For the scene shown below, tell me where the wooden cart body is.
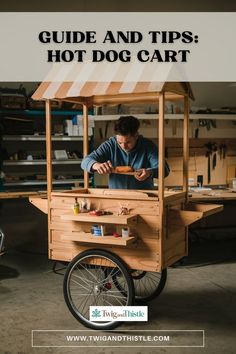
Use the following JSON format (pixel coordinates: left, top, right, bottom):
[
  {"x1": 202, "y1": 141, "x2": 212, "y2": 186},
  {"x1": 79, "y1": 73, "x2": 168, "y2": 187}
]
[
  {"x1": 30, "y1": 188, "x2": 222, "y2": 272},
  {"x1": 30, "y1": 77, "x2": 223, "y2": 271}
]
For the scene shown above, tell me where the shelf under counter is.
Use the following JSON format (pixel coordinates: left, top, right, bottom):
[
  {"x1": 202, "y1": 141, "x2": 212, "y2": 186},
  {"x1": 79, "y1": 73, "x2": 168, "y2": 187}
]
[
  {"x1": 61, "y1": 232, "x2": 136, "y2": 246},
  {"x1": 61, "y1": 213, "x2": 138, "y2": 226}
]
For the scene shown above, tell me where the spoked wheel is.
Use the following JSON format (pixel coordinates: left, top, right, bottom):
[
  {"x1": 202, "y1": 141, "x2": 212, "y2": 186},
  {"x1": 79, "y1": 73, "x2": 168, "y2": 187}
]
[
  {"x1": 113, "y1": 269, "x2": 167, "y2": 303},
  {"x1": 63, "y1": 249, "x2": 135, "y2": 330},
  {"x1": 131, "y1": 269, "x2": 167, "y2": 303}
]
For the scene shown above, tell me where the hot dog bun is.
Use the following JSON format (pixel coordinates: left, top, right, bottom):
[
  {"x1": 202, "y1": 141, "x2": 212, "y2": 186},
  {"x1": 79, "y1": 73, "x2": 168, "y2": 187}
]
[{"x1": 113, "y1": 166, "x2": 134, "y2": 173}]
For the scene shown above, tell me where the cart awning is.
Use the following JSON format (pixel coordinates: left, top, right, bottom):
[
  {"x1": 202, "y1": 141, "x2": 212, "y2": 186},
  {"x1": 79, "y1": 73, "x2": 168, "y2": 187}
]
[{"x1": 32, "y1": 62, "x2": 194, "y2": 105}]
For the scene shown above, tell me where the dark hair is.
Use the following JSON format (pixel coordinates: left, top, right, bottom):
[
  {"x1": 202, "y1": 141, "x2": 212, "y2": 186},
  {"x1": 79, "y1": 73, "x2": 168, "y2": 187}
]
[{"x1": 114, "y1": 116, "x2": 140, "y2": 136}]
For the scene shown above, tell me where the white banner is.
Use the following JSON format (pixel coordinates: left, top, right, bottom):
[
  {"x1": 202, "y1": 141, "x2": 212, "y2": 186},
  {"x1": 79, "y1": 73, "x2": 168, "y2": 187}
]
[{"x1": 0, "y1": 12, "x2": 236, "y2": 81}]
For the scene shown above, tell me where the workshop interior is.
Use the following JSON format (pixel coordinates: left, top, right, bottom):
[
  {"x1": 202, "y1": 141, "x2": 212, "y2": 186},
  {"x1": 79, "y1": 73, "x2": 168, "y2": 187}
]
[{"x1": 0, "y1": 80, "x2": 236, "y2": 351}]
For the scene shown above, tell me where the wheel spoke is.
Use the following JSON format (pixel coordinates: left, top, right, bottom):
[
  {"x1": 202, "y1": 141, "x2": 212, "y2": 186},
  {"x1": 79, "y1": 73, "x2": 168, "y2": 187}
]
[
  {"x1": 70, "y1": 278, "x2": 91, "y2": 292},
  {"x1": 72, "y1": 271, "x2": 96, "y2": 286}
]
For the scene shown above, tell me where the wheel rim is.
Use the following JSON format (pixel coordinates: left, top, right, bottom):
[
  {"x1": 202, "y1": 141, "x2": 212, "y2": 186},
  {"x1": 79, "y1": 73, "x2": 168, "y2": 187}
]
[{"x1": 65, "y1": 253, "x2": 132, "y2": 328}]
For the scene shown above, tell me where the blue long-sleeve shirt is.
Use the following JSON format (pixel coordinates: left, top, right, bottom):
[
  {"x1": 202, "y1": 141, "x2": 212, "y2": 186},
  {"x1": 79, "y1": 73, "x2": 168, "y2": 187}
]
[{"x1": 81, "y1": 135, "x2": 170, "y2": 190}]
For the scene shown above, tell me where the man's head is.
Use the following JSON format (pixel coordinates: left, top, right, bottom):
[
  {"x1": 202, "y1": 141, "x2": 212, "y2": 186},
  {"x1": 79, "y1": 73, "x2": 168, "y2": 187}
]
[{"x1": 114, "y1": 116, "x2": 140, "y2": 152}]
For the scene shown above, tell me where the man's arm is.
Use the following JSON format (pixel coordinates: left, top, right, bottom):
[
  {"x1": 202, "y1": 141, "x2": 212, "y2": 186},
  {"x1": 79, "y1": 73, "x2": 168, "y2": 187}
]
[
  {"x1": 134, "y1": 143, "x2": 170, "y2": 181},
  {"x1": 81, "y1": 140, "x2": 113, "y2": 173},
  {"x1": 147, "y1": 142, "x2": 170, "y2": 178}
]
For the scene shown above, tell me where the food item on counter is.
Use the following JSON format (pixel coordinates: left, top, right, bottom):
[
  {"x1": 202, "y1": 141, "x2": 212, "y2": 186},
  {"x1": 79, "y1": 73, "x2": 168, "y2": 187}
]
[
  {"x1": 89, "y1": 210, "x2": 104, "y2": 216},
  {"x1": 113, "y1": 232, "x2": 121, "y2": 238},
  {"x1": 89, "y1": 209, "x2": 113, "y2": 216}
]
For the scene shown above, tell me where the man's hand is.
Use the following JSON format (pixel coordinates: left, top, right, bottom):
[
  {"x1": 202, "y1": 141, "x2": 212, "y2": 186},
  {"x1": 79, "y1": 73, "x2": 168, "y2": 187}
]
[
  {"x1": 134, "y1": 168, "x2": 152, "y2": 181},
  {"x1": 92, "y1": 161, "x2": 113, "y2": 174}
]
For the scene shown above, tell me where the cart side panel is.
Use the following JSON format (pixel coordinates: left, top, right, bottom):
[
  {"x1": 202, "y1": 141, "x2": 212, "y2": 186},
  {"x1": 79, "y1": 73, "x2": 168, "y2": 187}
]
[
  {"x1": 162, "y1": 226, "x2": 188, "y2": 268},
  {"x1": 161, "y1": 200, "x2": 189, "y2": 268}
]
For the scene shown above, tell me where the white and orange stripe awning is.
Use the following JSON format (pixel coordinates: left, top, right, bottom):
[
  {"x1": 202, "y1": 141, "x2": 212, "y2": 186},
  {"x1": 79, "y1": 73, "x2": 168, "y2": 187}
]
[{"x1": 32, "y1": 62, "x2": 194, "y2": 105}]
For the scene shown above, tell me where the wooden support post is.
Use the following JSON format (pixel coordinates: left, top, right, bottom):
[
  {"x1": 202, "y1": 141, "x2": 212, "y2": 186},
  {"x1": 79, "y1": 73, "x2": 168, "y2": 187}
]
[
  {"x1": 83, "y1": 103, "x2": 89, "y2": 188},
  {"x1": 158, "y1": 92, "x2": 165, "y2": 268},
  {"x1": 45, "y1": 99, "x2": 53, "y2": 260},
  {"x1": 45, "y1": 99, "x2": 52, "y2": 198},
  {"x1": 183, "y1": 95, "x2": 189, "y2": 203}
]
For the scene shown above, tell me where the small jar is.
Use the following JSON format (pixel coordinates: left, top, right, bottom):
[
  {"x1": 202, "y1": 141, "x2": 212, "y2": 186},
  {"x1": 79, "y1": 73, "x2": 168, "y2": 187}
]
[{"x1": 122, "y1": 227, "x2": 129, "y2": 237}]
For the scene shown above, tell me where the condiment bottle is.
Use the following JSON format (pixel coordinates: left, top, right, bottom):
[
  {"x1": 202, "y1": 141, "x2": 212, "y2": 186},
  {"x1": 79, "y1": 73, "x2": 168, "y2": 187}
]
[{"x1": 73, "y1": 198, "x2": 80, "y2": 214}]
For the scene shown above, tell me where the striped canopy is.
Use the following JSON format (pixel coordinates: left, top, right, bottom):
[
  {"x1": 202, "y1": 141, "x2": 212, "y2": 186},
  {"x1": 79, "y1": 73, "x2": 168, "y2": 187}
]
[{"x1": 32, "y1": 62, "x2": 194, "y2": 105}]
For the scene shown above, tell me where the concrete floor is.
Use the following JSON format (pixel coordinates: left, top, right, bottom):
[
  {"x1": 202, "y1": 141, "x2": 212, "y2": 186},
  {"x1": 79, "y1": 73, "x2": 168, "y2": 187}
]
[{"x1": 0, "y1": 236, "x2": 236, "y2": 354}]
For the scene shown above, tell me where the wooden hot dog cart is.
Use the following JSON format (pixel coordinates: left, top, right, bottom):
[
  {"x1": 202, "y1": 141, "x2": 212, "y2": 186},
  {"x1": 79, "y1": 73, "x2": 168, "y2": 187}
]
[{"x1": 30, "y1": 79, "x2": 223, "y2": 330}]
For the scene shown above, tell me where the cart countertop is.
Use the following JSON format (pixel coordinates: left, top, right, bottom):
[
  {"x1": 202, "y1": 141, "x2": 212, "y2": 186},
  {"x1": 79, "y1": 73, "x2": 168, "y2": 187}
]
[
  {"x1": 51, "y1": 188, "x2": 187, "y2": 202},
  {"x1": 189, "y1": 189, "x2": 236, "y2": 201}
]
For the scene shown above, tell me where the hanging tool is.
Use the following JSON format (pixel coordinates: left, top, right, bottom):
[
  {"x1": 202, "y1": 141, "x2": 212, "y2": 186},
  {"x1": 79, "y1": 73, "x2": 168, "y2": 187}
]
[
  {"x1": 210, "y1": 119, "x2": 217, "y2": 128},
  {"x1": 99, "y1": 127, "x2": 103, "y2": 139},
  {"x1": 212, "y1": 143, "x2": 217, "y2": 170},
  {"x1": 212, "y1": 152, "x2": 217, "y2": 170},
  {"x1": 206, "y1": 149, "x2": 211, "y2": 184},
  {"x1": 219, "y1": 144, "x2": 223, "y2": 160},
  {"x1": 223, "y1": 144, "x2": 227, "y2": 159},
  {"x1": 198, "y1": 119, "x2": 216, "y2": 132},
  {"x1": 199, "y1": 119, "x2": 207, "y2": 127},
  {"x1": 104, "y1": 121, "x2": 110, "y2": 138},
  {"x1": 205, "y1": 142, "x2": 217, "y2": 184},
  {"x1": 172, "y1": 120, "x2": 177, "y2": 136},
  {"x1": 219, "y1": 143, "x2": 227, "y2": 160},
  {"x1": 206, "y1": 120, "x2": 211, "y2": 131}
]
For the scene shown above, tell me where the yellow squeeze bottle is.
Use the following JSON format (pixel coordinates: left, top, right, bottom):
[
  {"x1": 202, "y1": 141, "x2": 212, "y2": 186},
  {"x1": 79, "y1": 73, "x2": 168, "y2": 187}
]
[{"x1": 73, "y1": 198, "x2": 80, "y2": 214}]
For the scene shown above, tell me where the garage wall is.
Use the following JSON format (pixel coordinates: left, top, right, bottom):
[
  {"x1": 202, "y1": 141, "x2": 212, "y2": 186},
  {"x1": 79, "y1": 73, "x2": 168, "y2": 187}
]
[{"x1": 93, "y1": 118, "x2": 236, "y2": 187}]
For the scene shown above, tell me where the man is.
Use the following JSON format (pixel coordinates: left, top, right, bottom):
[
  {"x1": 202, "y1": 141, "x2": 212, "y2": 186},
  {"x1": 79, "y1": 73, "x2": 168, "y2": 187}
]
[{"x1": 81, "y1": 116, "x2": 170, "y2": 189}]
